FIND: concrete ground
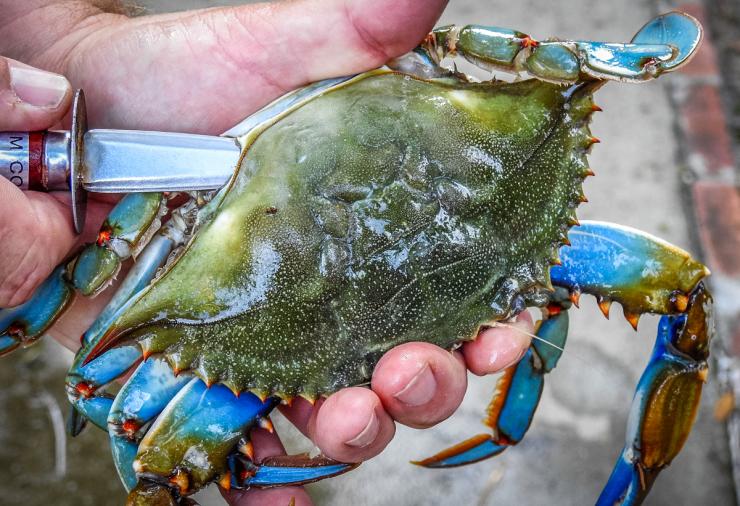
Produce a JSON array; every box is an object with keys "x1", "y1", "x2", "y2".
[{"x1": 0, "y1": 0, "x2": 735, "y2": 505}]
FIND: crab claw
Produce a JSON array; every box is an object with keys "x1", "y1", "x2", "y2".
[
  {"x1": 597, "y1": 284, "x2": 711, "y2": 505},
  {"x1": 229, "y1": 453, "x2": 358, "y2": 489}
]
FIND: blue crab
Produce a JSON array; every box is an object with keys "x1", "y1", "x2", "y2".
[{"x1": 0, "y1": 11, "x2": 712, "y2": 506}]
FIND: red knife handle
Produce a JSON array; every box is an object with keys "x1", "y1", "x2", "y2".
[{"x1": 0, "y1": 131, "x2": 71, "y2": 192}]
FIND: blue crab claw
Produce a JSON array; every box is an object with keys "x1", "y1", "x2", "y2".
[
  {"x1": 65, "y1": 214, "x2": 188, "y2": 435},
  {"x1": 108, "y1": 357, "x2": 192, "y2": 490},
  {"x1": 0, "y1": 265, "x2": 73, "y2": 355},
  {"x1": 415, "y1": 220, "x2": 710, "y2": 506},
  {"x1": 551, "y1": 221, "x2": 709, "y2": 327},
  {"x1": 127, "y1": 379, "x2": 277, "y2": 499},
  {"x1": 413, "y1": 308, "x2": 568, "y2": 468},
  {"x1": 598, "y1": 284, "x2": 711, "y2": 505},
  {"x1": 228, "y1": 453, "x2": 358, "y2": 489}
]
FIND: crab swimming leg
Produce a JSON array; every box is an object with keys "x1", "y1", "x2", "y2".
[
  {"x1": 66, "y1": 201, "x2": 192, "y2": 432},
  {"x1": 125, "y1": 380, "x2": 357, "y2": 504},
  {"x1": 0, "y1": 193, "x2": 167, "y2": 356},
  {"x1": 395, "y1": 12, "x2": 701, "y2": 84},
  {"x1": 415, "y1": 221, "x2": 710, "y2": 501}
]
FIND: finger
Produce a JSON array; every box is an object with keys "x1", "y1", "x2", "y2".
[
  {"x1": 0, "y1": 183, "x2": 112, "y2": 307},
  {"x1": 65, "y1": 0, "x2": 448, "y2": 133},
  {"x1": 371, "y1": 342, "x2": 467, "y2": 429},
  {"x1": 0, "y1": 56, "x2": 72, "y2": 130},
  {"x1": 221, "y1": 427, "x2": 312, "y2": 506},
  {"x1": 462, "y1": 311, "x2": 535, "y2": 376},
  {"x1": 309, "y1": 387, "x2": 395, "y2": 463}
]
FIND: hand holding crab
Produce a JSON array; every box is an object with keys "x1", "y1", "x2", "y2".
[{"x1": 0, "y1": 1, "x2": 536, "y2": 504}]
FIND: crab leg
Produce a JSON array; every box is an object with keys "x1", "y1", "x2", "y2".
[
  {"x1": 414, "y1": 302, "x2": 569, "y2": 467},
  {"x1": 66, "y1": 205, "x2": 189, "y2": 431},
  {"x1": 126, "y1": 380, "x2": 355, "y2": 503},
  {"x1": 0, "y1": 193, "x2": 167, "y2": 355},
  {"x1": 415, "y1": 221, "x2": 710, "y2": 505},
  {"x1": 107, "y1": 357, "x2": 192, "y2": 490},
  {"x1": 415, "y1": 12, "x2": 701, "y2": 83},
  {"x1": 0, "y1": 265, "x2": 73, "y2": 355}
]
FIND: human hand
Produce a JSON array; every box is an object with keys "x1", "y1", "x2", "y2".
[{"x1": 0, "y1": 1, "x2": 535, "y2": 504}]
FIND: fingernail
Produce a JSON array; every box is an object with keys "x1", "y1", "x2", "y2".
[
  {"x1": 344, "y1": 410, "x2": 379, "y2": 448},
  {"x1": 488, "y1": 333, "x2": 528, "y2": 372},
  {"x1": 393, "y1": 363, "x2": 436, "y2": 406},
  {"x1": 8, "y1": 61, "x2": 70, "y2": 108}
]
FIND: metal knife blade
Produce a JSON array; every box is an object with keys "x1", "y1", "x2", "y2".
[{"x1": 82, "y1": 130, "x2": 240, "y2": 193}]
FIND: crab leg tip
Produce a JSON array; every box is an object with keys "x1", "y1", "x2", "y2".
[
  {"x1": 239, "y1": 441, "x2": 255, "y2": 461},
  {"x1": 597, "y1": 298, "x2": 612, "y2": 319},
  {"x1": 258, "y1": 417, "x2": 275, "y2": 433},
  {"x1": 624, "y1": 311, "x2": 641, "y2": 330},
  {"x1": 569, "y1": 290, "x2": 581, "y2": 307},
  {"x1": 219, "y1": 472, "x2": 232, "y2": 491}
]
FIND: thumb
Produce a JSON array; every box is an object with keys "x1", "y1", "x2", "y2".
[{"x1": 0, "y1": 56, "x2": 72, "y2": 131}]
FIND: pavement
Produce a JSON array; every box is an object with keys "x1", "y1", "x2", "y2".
[{"x1": 0, "y1": 1, "x2": 737, "y2": 505}]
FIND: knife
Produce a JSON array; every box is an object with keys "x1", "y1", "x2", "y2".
[{"x1": 0, "y1": 90, "x2": 241, "y2": 233}]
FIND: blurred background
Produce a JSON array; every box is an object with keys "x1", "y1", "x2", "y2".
[{"x1": 1, "y1": 0, "x2": 738, "y2": 504}]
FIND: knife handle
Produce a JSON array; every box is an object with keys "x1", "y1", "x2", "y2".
[
  {"x1": 0, "y1": 130, "x2": 71, "y2": 191},
  {"x1": 0, "y1": 90, "x2": 88, "y2": 234}
]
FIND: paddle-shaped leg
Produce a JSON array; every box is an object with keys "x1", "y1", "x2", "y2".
[
  {"x1": 412, "y1": 12, "x2": 701, "y2": 84},
  {"x1": 415, "y1": 221, "x2": 711, "y2": 506}
]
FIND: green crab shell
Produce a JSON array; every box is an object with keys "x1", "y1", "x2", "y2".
[{"x1": 107, "y1": 71, "x2": 596, "y2": 399}]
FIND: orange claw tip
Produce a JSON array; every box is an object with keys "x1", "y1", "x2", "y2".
[
  {"x1": 568, "y1": 290, "x2": 581, "y2": 307},
  {"x1": 591, "y1": 104, "x2": 603, "y2": 112},
  {"x1": 585, "y1": 168, "x2": 596, "y2": 176},
  {"x1": 624, "y1": 311, "x2": 640, "y2": 330},
  {"x1": 597, "y1": 298, "x2": 612, "y2": 319},
  {"x1": 258, "y1": 417, "x2": 275, "y2": 434},
  {"x1": 218, "y1": 472, "x2": 232, "y2": 491},
  {"x1": 411, "y1": 433, "x2": 493, "y2": 467},
  {"x1": 671, "y1": 292, "x2": 690, "y2": 312},
  {"x1": 239, "y1": 441, "x2": 255, "y2": 461},
  {"x1": 589, "y1": 136, "x2": 601, "y2": 144},
  {"x1": 698, "y1": 367, "x2": 709, "y2": 383}
]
